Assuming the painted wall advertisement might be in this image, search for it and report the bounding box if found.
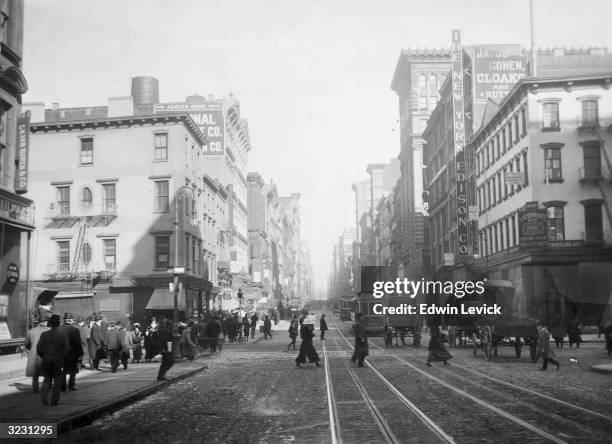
[518,202,548,249]
[154,101,225,156]
[473,46,527,100]
[14,111,30,194]
[451,30,469,257]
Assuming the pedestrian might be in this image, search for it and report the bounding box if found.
[425,326,452,366]
[144,320,161,362]
[263,315,272,339]
[205,316,221,354]
[242,315,250,343]
[129,323,143,363]
[604,325,612,357]
[105,322,123,373]
[295,318,321,368]
[90,315,104,370]
[320,314,328,340]
[77,317,90,369]
[537,324,560,371]
[59,313,83,391]
[384,325,393,348]
[117,323,130,369]
[351,313,369,367]
[273,310,279,326]
[24,319,49,393]
[568,318,582,348]
[36,314,69,406]
[157,319,175,381]
[287,316,298,351]
[181,320,197,361]
[250,313,259,339]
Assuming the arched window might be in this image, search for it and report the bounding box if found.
[81,187,92,209]
[82,243,92,266]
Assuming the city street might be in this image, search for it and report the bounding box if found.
[56,317,612,444]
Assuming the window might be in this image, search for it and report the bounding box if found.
[507,121,513,148]
[185,235,190,269]
[154,133,168,160]
[546,206,564,240]
[495,134,500,158]
[57,186,70,216]
[82,243,92,266]
[57,241,70,272]
[492,177,497,205]
[419,96,427,110]
[581,100,598,127]
[102,183,116,213]
[511,214,516,246]
[583,143,601,179]
[584,204,603,244]
[544,147,562,181]
[543,102,560,129]
[418,74,426,88]
[497,172,502,202]
[505,219,510,250]
[520,108,527,136]
[501,127,506,153]
[80,138,93,165]
[514,115,520,142]
[522,152,529,185]
[155,181,169,212]
[428,96,437,110]
[81,187,92,209]
[155,235,170,269]
[192,239,198,274]
[103,239,116,271]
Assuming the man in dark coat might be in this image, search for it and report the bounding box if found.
[250,313,258,339]
[117,323,130,369]
[157,319,175,381]
[425,326,452,366]
[351,313,369,367]
[106,323,123,373]
[319,314,328,340]
[242,316,250,343]
[37,314,69,406]
[60,313,83,391]
[263,315,272,339]
[205,317,221,353]
[538,325,560,371]
[90,316,104,370]
[295,319,321,367]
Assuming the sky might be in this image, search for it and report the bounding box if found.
[23,0,612,295]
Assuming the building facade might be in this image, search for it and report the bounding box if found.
[471,74,612,326]
[0,0,31,345]
[24,98,211,324]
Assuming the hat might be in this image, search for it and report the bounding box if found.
[48,314,61,327]
[64,312,75,320]
[133,322,141,327]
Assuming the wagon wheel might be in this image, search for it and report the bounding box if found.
[482,326,493,361]
[472,333,478,357]
[514,336,522,358]
[529,339,539,363]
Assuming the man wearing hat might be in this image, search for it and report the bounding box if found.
[60,313,83,391]
[36,314,69,405]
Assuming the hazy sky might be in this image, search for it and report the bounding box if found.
[23,0,612,294]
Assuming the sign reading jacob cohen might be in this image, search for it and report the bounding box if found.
[473,47,527,100]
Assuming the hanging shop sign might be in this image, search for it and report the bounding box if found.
[451,29,469,257]
[6,263,19,284]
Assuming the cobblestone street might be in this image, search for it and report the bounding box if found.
[55,319,612,444]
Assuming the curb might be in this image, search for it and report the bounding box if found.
[591,364,612,375]
[57,364,208,435]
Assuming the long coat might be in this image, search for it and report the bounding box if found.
[427,329,452,362]
[78,324,90,364]
[296,325,319,364]
[24,325,49,377]
[320,318,328,332]
[89,323,103,358]
[36,328,70,371]
[180,327,197,359]
[59,324,84,374]
[352,321,369,359]
[537,328,555,359]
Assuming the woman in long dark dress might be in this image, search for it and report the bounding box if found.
[351,313,369,367]
[295,319,321,367]
[426,326,452,366]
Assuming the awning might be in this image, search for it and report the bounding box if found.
[145,287,186,310]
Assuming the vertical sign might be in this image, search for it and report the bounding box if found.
[14,111,30,194]
[451,30,469,257]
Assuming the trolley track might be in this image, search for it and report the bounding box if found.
[334,318,612,443]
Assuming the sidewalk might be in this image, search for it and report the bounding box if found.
[0,355,209,434]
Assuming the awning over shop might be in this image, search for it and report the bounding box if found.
[210,286,223,295]
[145,287,186,310]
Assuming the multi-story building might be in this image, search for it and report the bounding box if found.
[471,74,612,326]
[374,193,394,266]
[154,93,251,288]
[24,97,210,323]
[0,1,31,347]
